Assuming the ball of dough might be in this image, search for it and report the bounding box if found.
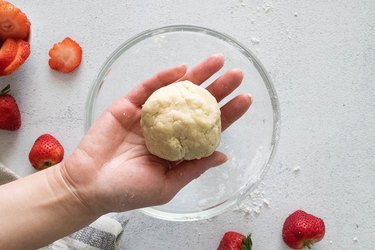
[141,80,221,161]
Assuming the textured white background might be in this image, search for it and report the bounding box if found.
[0,1,374,249]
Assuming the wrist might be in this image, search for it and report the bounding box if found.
[0,163,100,249]
[61,149,110,215]
[50,162,100,220]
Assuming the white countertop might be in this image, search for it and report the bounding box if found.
[1,1,374,249]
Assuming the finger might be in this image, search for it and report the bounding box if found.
[106,99,142,130]
[206,69,243,102]
[221,94,253,131]
[107,64,186,128]
[180,54,224,85]
[126,64,187,107]
[165,151,227,194]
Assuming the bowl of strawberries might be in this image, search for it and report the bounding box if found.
[0,1,31,76]
[86,25,280,221]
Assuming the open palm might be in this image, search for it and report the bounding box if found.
[62,55,252,215]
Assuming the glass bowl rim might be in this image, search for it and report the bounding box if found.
[85,24,281,221]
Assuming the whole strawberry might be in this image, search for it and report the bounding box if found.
[282,210,325,249]
[29,134,64,170]
[217,231,252,250]
[0,84,21,131]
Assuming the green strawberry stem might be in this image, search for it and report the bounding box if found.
[304,239,314,249]
[242,234,252,250]
[0,84,11,96]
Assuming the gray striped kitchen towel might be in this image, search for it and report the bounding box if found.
[42,213,128,250]
[0,162,128,250]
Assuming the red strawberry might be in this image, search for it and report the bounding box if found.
[217,231,252,250]
[282,210,325,249]
[0,38,30,76]
[48,37,82,73]
[0,84,21,131]
[29,134,64,170]
[0,1,31,40]
[0,38,17,71]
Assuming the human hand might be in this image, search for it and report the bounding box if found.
[61,54,253,215]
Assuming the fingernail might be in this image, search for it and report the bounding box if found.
[217,152,228,164]
[231,68,244,78]
[212,53,224,58]
[176,64,187,73]
[246,93,253,103]
[222,155,228,163]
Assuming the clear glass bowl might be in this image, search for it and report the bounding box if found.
[85,25,280,221]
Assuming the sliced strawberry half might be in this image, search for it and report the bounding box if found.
[0,1,31,40]
[48,37,82,73]
[0,39,30,76]
[0,38,17,71]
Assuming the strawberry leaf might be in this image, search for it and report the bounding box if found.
[241,234,252,250]
[0,84,10,95]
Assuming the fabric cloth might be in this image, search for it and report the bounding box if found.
[41,214,128,250]
[0,162,127,250]
[0,162,19,185]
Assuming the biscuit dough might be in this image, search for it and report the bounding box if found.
[141,80,221,161]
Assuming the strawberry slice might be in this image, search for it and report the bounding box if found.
[48,37,82,73]
[0,38,17,71]
[0,39,30,76]
[0,1,31,40]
